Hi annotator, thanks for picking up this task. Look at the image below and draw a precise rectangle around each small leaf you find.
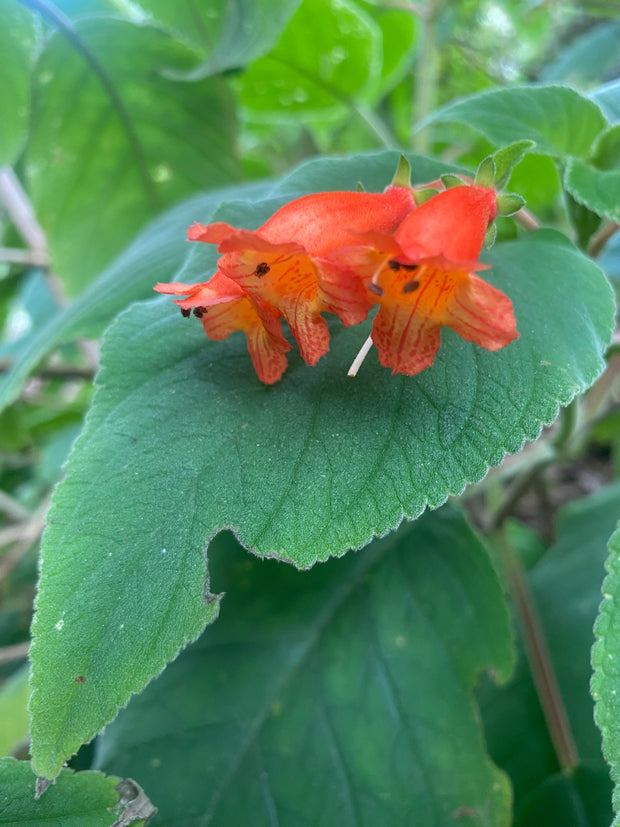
[483,221,497,247]
[95,512,513,826]
[492,140,536,190]
[475,155,496,188]
[391,153,411,188]
[0,757,151,826]
[412,186,439,206]
[418,85,607,158]
[440,172,466,188]
[496,193,526,217]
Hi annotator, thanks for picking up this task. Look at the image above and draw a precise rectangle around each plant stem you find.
[0,358,95,381]
[0,641,29,666]
[411,0,441,153]
[588,220,619,259]
[496,526,579,771]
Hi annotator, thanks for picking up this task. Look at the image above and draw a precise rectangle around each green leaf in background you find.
[540,20,620,87]
[593,521,620,824]
[564,159,620,223]
[0,0,37,167]
[592,79,620,124]
[0,756,152,826]
[26,16,240,294]
[29,213,614,778]
[240,0,382,119]
[513,767,613,827]
[481,482,620,824]
[0,667,29,758]
[95,511,513,826]
[417,85,607,158]
[564,124,620,223]
[142,0,302,77]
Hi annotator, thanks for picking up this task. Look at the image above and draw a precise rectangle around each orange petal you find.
[187,222,237,244]
[259,186,416,255]
[215,237,333,365]
[441,274,519,351]
[154,273,244,309]
[372,303,441,376]
[395,185,497,264]
[201,297,291,385]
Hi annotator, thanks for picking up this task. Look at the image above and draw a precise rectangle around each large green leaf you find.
[593,523,620,825]
[239,0,382,119]
[0,0,36,166]
[480,482,620,823]
[95,511,513,826]
[25,16,239,294]
[0,757,151,826]
[417,85,607,158]
[30,215,613,779]
[136,0,303,77]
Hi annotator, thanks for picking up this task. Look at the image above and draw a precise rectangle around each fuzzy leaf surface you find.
[418,85,607,158]
[0,757,148,826]
[95,511,513,826]
[593,521,620,824]
[30,211,613,778]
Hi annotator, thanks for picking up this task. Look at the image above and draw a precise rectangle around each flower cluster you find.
[155,172,518,384]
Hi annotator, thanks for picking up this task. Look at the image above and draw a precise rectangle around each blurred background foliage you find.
[1,0,619,822]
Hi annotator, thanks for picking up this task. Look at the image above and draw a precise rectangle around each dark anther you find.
[193,306,207,318]
[180,307,191,318]
[255,262,270,277]
[367,282,384,296]
[402,280,420,294]
[388,259,419,272]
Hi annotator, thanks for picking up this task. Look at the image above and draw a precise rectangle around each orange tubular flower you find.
[154,272,291,385]
[331,185,519,377]
[187,186,417,367]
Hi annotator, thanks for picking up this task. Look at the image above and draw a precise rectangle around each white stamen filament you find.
[348,335,374,377]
